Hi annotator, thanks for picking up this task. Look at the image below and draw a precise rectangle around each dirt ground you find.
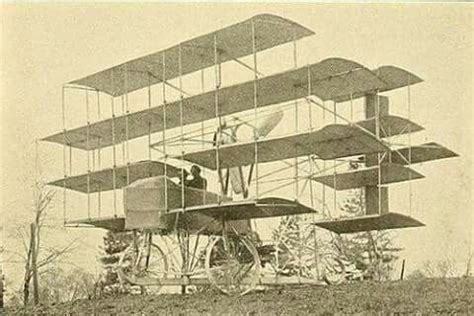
[5,277,474,315]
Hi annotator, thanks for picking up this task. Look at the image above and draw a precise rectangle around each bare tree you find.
[7,186,77,307]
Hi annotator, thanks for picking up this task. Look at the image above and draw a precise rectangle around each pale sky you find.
[1,3,472,287]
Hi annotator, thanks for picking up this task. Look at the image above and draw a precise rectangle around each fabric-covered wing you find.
[176,197,317,221]
[313,212,424,234]
[43,58,385,150]
[66,216,126,232]
[385,142,458,165]
[311,163,424,190]
[356,115,424,137]
[182,124,389,170]
[48,160,181,193]
[69,14,314,97]
[334,65,423,102]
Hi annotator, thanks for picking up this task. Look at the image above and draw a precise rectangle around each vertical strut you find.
[214,34,223,201]
[69,146,72,175]
[98,136,101,217]
[201,69,206,205]
[125,65,130,187]
[61,86,67,224]
[178,44,185,210]
[96,86,101,203]
[251,21,259,198]
[201,69,205,150]
[307,64,319,277]
[147,73,152,160]
[86,90,91,219]
[307,65,313,131]
[162,53,168,211]
[293,34,298,201]
[92,149,95,172]
[375,92,382,215]
[322,101,327,217]
[307,66,314,203]
[407,77,413,215]
[121,96,126,164]
[97,90,101,170]
[96,89,101,119]
[98,187,101,217]
[333,101,337,214]
[111,71,117,217]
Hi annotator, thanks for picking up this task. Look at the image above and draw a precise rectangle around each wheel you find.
[265,227,346,285]
[117,235,169,288]
[205,235,261,296]
[167,230,210,294]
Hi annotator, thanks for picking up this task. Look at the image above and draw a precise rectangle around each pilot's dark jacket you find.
[185,176,207,191]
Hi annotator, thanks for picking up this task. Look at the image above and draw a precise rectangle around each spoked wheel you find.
[117,233,169,288]
[171,230,210,294]
[205,235,261,296]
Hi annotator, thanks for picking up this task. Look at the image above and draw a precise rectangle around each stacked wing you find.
[48,160,181,193]
[69,14,314,97]
[43,59,420,150]
[40,14,458,232]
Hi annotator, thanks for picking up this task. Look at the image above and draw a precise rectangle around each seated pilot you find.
[185,165,207,191]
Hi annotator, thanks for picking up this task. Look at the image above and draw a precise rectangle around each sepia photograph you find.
[1,3,472,314]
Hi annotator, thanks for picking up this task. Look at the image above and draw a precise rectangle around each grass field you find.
[5,277,473,315]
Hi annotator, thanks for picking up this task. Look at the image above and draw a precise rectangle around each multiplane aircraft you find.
[42,14,458,295]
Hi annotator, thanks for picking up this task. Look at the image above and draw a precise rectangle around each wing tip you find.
[252,14,315,36]
[376,65,424,84]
